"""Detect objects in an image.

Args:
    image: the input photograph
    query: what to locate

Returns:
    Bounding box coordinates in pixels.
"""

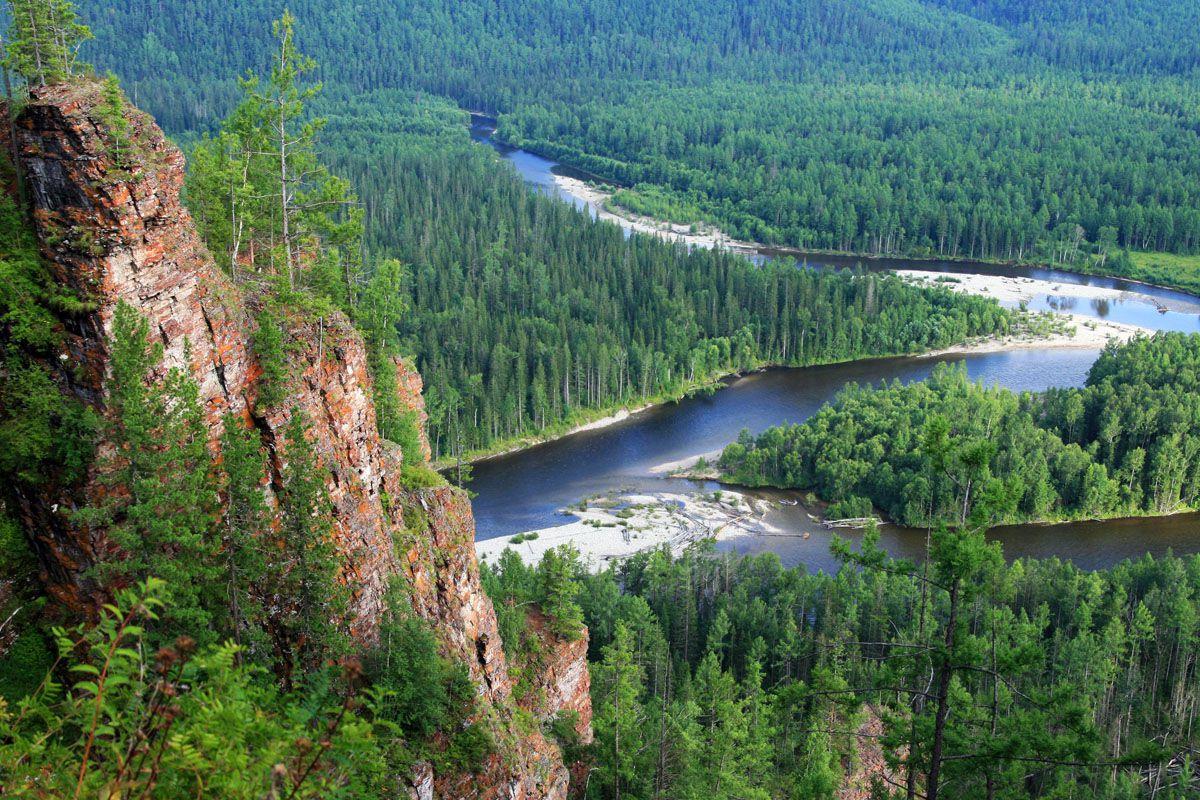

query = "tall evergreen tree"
[591,621,649,800]
[3,0,91,86]
[185,12,362,302]
[217,414,273,661]
[79,303,222,645]
[537,543,585,641]
[271,408,349,685]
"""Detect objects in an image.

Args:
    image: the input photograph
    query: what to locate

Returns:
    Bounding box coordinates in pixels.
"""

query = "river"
[467,117,1200,571]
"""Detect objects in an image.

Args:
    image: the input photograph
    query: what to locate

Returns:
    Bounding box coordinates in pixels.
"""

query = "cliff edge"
[1,80,591,799]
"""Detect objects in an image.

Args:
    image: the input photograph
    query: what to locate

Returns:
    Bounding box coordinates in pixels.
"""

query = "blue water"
[466,118,1200,569]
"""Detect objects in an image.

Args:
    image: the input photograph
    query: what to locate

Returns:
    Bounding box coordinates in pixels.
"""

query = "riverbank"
[550,173,1200,306]
[898,270,1151,353]
[443,316,1105,471]
[554,174,760,253]
[475,487,777,569]
[431,377,738,470]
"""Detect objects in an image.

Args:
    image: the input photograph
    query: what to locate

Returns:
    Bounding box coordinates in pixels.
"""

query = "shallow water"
[466,119,1200,570]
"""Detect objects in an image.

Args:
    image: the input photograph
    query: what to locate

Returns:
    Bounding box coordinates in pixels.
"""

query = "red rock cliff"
[4,80,592,798]
[5,81,400,635]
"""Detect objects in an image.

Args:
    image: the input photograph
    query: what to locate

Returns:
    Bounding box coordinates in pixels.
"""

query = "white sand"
[648,448,725,475]
[899,270,1152,353]
[554,175,757,254]
[462,402,656,468]
[475,488,775,569]
[563,404,653,435]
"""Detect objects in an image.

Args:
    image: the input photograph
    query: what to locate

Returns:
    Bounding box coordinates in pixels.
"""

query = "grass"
[1124,251,1200,295]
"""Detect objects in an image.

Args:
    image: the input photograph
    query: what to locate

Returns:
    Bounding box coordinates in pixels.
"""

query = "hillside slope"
[1,80,591,799]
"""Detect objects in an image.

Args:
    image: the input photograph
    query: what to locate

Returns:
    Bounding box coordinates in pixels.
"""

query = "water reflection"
[719,487,1200,573]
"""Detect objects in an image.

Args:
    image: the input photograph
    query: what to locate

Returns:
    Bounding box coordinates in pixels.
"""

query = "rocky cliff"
[2,80,591,799]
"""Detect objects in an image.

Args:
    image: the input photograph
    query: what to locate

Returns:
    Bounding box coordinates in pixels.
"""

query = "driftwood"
[823,517,881,530]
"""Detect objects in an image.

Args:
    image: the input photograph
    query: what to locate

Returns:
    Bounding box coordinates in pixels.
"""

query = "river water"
[466,117,1200,570]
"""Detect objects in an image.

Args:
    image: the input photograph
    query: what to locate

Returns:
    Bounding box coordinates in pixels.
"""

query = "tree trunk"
[926,579,960,800]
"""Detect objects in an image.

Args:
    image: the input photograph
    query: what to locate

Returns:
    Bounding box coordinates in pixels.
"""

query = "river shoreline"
[549,171,1200,302]
[467,123,1200,568]
[484,122,1199,302]
[443,320,1100,471]
[475,487,778,569]
[439,265,1154,470]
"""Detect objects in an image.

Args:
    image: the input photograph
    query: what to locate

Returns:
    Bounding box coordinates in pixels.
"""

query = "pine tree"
[185,12,361,302]
[217,414,272,660]
[3,0,91,87]
[80,302,222,645]
[537,543,584,641]
[592,621,648,800]
[271,409,349,685]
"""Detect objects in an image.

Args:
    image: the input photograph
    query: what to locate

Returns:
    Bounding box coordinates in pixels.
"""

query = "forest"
[333,135,1015,462]
[1,2,1199,798]
[175,31,1017,463]
[55,0,1200,271]
[484,537,1200,799]
[28,0,1197,458]
[719,334,1200,527]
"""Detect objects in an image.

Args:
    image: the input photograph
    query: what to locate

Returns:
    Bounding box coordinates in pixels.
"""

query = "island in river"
[469,123,1200,573]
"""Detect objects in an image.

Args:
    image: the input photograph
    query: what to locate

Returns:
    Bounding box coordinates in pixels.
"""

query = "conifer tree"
[3,0,91,87]
[185,12,361,302]
[591,621,649,800]
[217,414,272,659]
[537,543,584,641]
[271,408,349,685]
[80,302,222,645]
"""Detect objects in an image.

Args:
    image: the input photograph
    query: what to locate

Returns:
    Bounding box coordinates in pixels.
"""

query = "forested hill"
[719,333,1200,528]
[58,0,1200,266]
[59,0,1200,131]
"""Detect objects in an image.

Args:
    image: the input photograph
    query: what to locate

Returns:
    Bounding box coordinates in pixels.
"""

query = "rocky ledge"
[2,80,591,799]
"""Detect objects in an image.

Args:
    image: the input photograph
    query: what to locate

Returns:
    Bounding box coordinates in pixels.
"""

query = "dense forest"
[719,334,1200,527]
[336,135,1015,461]
[30,0,1198,457]
[484,538,1200,799]
[175,27,1018,463]
[53,0,1200,268]
[2,2,1199,799]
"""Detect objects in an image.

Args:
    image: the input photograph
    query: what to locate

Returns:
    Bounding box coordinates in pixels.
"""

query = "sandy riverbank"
[564,404,653,435]
[554,174,759,253]
[899,270,1152,354]
[475,488,777,568]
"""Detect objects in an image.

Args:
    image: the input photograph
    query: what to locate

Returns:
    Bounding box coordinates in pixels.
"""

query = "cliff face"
[7,82,254,610]
[518,610,594,743]
[4,81,401,633]
[389,485,573,799]
[4,81,591,798]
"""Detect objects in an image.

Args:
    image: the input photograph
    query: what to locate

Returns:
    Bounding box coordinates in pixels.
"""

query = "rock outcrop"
[3,80,402,634]
[394,355,433,463]
[3,80,592,798]
[837,708,901,800]
[520,609,594,744]
[391,484,574,799]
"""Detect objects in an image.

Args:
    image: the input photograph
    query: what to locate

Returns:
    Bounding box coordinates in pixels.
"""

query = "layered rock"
[394,355,433,462]
[3,81,400,632]
[4,81,256,612]
[521,610,595,797]
[837,708,901,800]
[3,80,592,798]
[389,484,573,800]
[521,609,594,745]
